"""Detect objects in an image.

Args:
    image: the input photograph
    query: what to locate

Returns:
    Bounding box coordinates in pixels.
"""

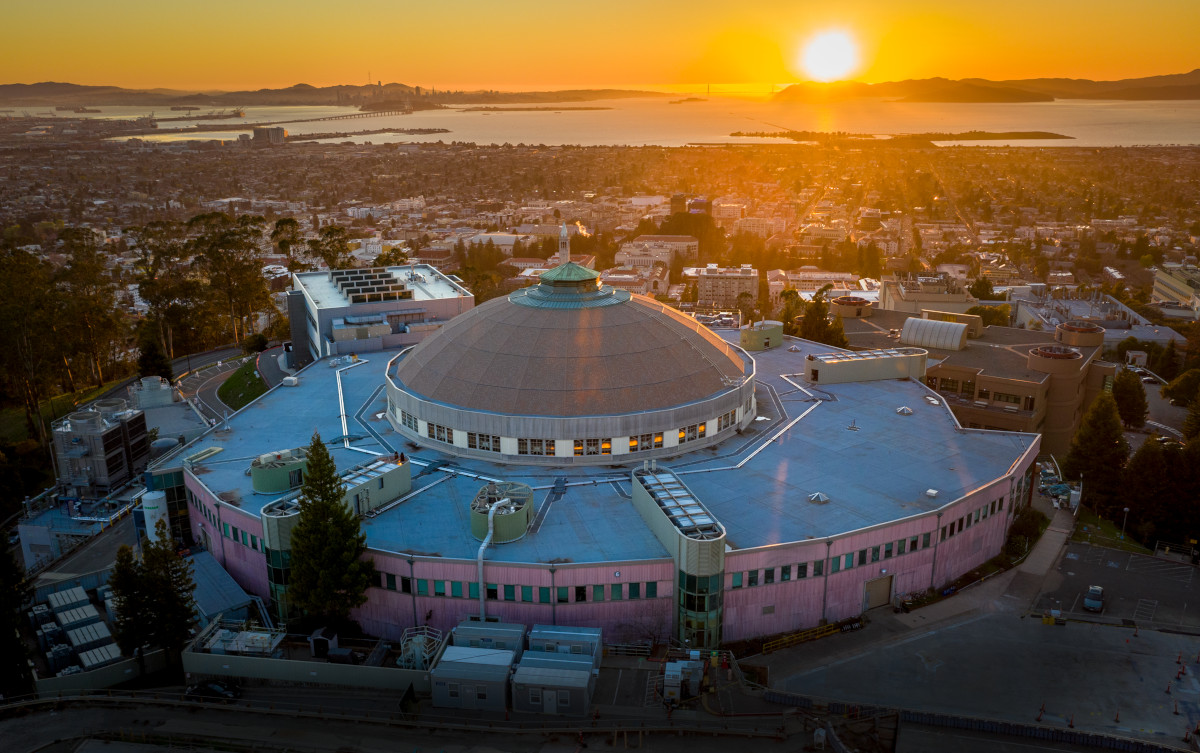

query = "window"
[240,530,249,546]
[592,585,605,602]
[997,497,1004,512]
[843,553,854,570]
[858,549,868,566]
[230,525,238,541]
[957,518,964,533]
[448,683,459,699]
[922,532,932,548]
[897,539,906,555]
[468,582,478,599]
[468,432,500,452]
[539,587,550,603]
[884,543,893,559]
[830,557,841,574]
[517,438,555,456]
[974,509,981,523]
[250,534,258,551]
[522,585,533,602]
[576,438,610,456]
[427,422,454,444]
[417,579,428,596]
[630,433,664,452]
[941,526,948,541]
[993,392,1021,405]
[748,570,759,587]
[385,573,396,590]
[678,423,707,444]
[813,559,824,577]
[504,584,515,601]
[400,410,418,432]
[452,581,463,598]
[646,581,657,598]
[939,377,960,393]
[486,583,498,600]
[435,580,447,597]
[781,565,791,581]
[797,563,808,579]
[477,688,487,701]
[977,388,990,400]
[718,409,737,431]
[871,546,880,563]
[731,573,743,589]
[288,468,304,488]
[909,536,919,552]
[990,500,997,515]
[530,688,542,705]
[629,582,641,599]
[556,586,568,603]
[611,584,623,600]
[764,568,775,585]
[402,576,412,594]
[982,505,988,520]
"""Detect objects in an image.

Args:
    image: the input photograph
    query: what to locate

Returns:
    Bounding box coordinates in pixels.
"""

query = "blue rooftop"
[168,334,1036,564]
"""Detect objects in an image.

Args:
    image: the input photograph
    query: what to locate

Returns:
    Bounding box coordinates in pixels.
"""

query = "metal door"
[544,689,557,714]
[863,575,893,610]
[461,684,476,710]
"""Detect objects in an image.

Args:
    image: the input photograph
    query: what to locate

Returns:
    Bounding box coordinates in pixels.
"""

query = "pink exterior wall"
[355,554,674,643]
[185,476,270,600]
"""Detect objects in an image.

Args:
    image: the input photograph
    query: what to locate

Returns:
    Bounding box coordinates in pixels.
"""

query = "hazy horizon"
[3,0,1198,92]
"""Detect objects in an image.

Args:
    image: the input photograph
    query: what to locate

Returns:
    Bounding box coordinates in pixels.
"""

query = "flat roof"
[168,332,1036,564]
[293,264,470,311]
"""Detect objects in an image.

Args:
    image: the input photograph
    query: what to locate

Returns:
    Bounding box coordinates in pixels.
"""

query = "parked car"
[1083,585,1105,613]
[185,680,241,702]
[1142,376,1158,384]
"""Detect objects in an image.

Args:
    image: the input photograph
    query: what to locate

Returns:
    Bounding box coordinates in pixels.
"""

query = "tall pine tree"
[109,544,150,671]
[287,433,374,628]
[142,518,197,663]
[1062,392,1129,517]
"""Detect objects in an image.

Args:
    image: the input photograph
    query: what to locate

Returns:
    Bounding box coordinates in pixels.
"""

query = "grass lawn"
[217,360,268,411]
[0,379,128,444]
[1072,507,1152,554]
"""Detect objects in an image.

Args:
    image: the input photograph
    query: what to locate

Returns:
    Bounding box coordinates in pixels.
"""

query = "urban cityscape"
[3,3,1200,753]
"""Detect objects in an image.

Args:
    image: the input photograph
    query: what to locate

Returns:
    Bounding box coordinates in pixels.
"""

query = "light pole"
[1121,507,1130,541]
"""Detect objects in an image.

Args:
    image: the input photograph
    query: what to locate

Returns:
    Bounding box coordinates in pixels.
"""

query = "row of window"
[427,422,454,444]
[717,409,737,431]
[630,433,665,452]
[377,574,659,603]
[679,423,707,444]
[518,438,556,456]
[941,497,1003,541]
[400,409,418,432]
[575,438,612,456]
[468,432,500,452]
[731,532,937,587]
[222,521,263,553]
[927,377,1035,411]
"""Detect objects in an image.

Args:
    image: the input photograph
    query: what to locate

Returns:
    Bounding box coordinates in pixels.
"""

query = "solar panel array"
[329,268,413,304]
[636,471,723,540]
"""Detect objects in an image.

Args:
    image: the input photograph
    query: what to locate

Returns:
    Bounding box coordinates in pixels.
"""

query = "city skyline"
[3,0,1199,91]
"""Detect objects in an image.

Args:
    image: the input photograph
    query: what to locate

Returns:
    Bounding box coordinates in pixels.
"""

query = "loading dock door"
[864,575,893,611]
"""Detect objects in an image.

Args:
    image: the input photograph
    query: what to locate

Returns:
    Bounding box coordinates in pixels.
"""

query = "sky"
[3,0,1198,92]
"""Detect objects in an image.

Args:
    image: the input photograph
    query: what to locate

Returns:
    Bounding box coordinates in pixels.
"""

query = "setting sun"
[799,30,859,82]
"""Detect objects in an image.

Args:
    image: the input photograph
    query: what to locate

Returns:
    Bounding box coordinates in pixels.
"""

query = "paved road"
[255,344,291,388]
[32,516,136,588]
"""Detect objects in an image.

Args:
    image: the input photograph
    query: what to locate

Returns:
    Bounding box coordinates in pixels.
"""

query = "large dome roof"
[393,263,747,417]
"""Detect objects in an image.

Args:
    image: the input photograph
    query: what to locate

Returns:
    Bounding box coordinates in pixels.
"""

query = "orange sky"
[3,1,1198,91]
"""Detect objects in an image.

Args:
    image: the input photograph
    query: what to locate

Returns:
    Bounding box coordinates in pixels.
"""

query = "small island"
[730,129,1073,146]
[460,106,612,112]
[669,97,708,104]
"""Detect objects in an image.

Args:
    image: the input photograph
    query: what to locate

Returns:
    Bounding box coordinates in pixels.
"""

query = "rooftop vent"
[807,492,830,504]
[896,406,913,415]
[925,489,939,498]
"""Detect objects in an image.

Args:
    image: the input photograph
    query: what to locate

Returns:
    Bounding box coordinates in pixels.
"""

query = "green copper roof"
[510,262,627,309]
[538,262,600,284]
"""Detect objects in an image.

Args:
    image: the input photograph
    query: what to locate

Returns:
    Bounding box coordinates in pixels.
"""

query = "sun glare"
[800,30,859,82]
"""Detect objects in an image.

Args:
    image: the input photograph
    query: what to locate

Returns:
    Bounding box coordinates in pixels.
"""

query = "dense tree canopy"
[1111,369,1148,429]
[1062,392,1129,517]
[965,304,1011,328]
[0,546,32,698]
[109,519,197,667]
[798,285,849,348]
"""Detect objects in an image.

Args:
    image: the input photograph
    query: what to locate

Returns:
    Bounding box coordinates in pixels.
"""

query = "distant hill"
[0,81,667,107]
[774,69,1200,103]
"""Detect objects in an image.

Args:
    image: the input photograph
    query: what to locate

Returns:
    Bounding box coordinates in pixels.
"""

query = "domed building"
[386,262,755,464]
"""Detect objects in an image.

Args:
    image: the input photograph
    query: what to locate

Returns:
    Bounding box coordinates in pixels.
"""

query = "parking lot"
[1034,543,1200,627]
